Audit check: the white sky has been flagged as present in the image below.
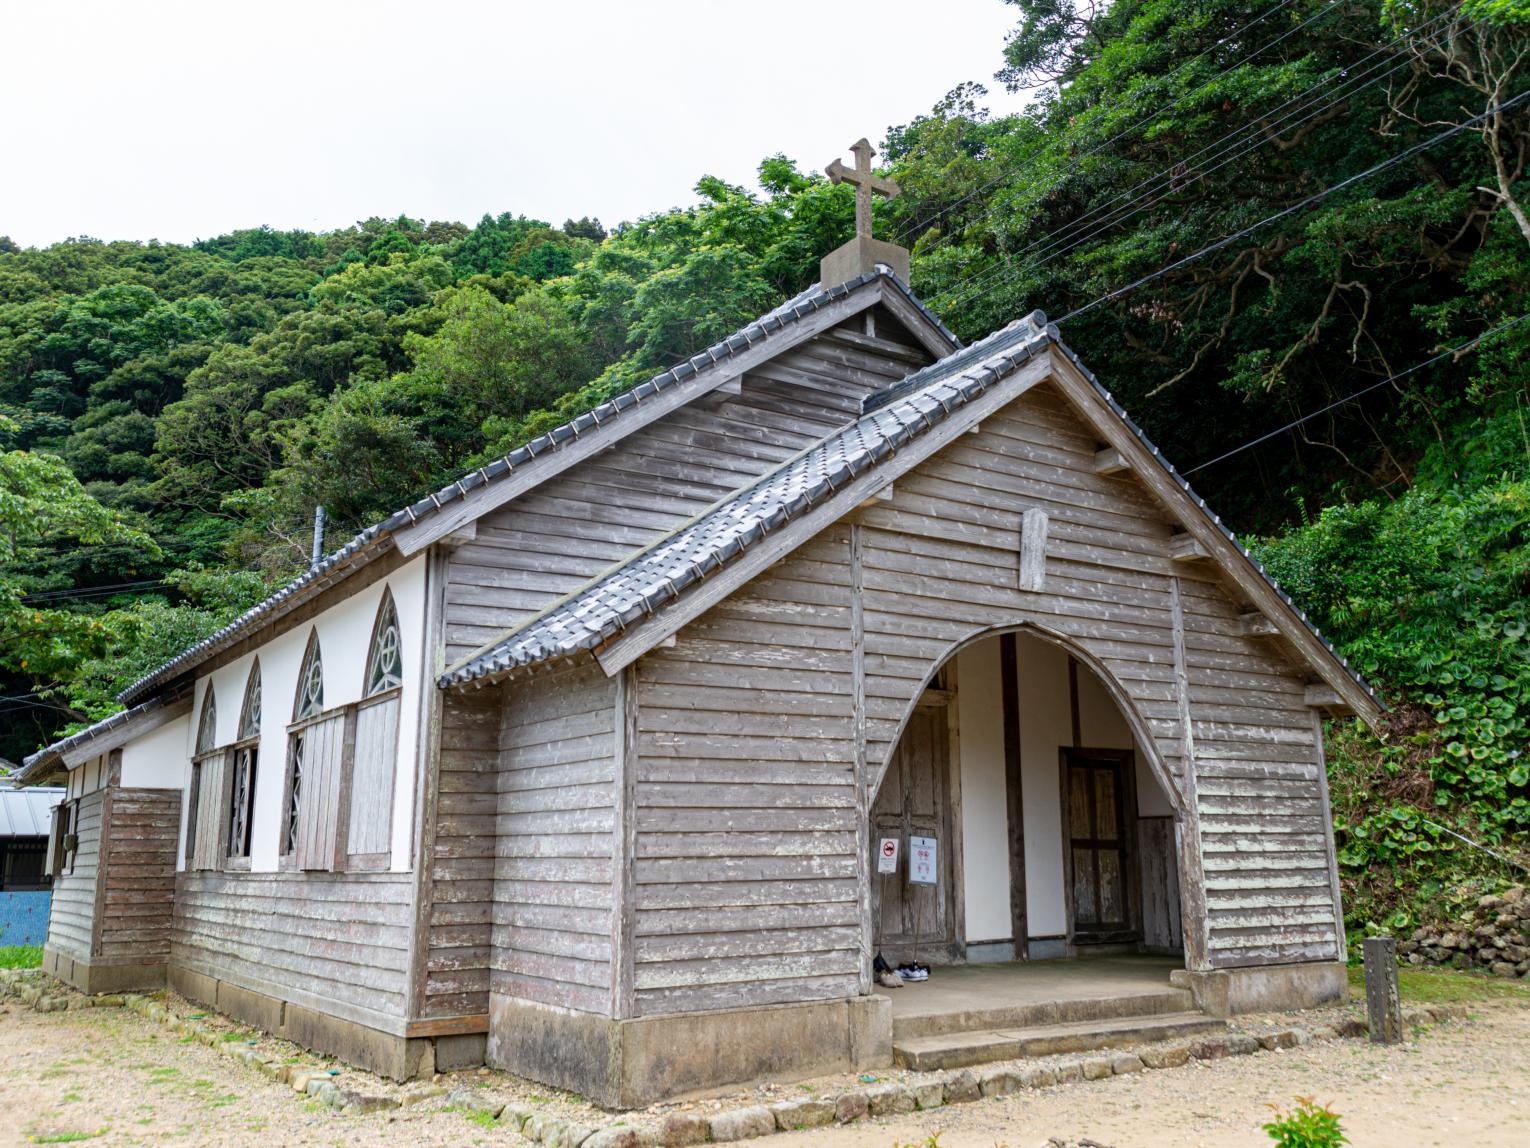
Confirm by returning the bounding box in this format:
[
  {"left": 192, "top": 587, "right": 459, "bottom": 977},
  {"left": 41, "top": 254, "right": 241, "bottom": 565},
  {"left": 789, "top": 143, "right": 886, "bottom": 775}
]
[{"left": 1, "top": 0, "right": 1029, "bottom": 248}]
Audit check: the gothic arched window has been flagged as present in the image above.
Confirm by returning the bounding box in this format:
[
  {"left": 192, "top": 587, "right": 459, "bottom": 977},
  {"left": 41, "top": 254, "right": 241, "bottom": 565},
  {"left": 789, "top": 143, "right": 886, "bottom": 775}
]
[{"left": 225, "top": 661, "right": 262, "bottom": 863}]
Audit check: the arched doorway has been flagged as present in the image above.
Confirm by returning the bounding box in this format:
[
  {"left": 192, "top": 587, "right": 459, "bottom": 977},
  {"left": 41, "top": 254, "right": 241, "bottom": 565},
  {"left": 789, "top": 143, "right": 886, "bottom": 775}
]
[{"left": 868, "top": 626, "right": 1188, "bottom": 972}]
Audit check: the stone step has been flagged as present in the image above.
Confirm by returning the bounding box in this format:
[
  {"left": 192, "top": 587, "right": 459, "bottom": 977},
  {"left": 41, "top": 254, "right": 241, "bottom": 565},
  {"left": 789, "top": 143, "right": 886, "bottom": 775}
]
[
  {"left": 892, "top": 986, "right": 1197, "bottom": 1041},
  {"left": 892, "top": 1011, "right": 1228, "bottom": 1071}
]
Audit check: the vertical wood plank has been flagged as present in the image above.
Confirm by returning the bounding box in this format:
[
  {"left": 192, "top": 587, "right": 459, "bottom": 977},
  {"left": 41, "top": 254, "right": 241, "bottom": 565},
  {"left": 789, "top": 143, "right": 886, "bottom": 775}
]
[{"left": 852, "top": 522, "right": 871, "bottom": 995}]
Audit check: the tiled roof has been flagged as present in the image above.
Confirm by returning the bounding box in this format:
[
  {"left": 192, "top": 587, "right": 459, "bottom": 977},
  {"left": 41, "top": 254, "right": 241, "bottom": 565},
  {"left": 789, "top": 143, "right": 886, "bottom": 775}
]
[
  {"left": 113, "top": 267, "right": 950, "bottom": 711},
  {"left": 442, "top": 312, "right": 1381, "bottom": 716},
  {"left": 440, "top": 313, "right": 1052, "bottom": 687},
  {"left": 17, "top": 684, "right": 193, "bottom": 782}
]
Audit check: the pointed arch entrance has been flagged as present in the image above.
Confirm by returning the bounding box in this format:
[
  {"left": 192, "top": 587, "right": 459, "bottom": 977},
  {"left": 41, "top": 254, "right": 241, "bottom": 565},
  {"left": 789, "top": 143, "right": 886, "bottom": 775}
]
[{"left": 866, "top": 622, "right": 1190, "bottom": 972}]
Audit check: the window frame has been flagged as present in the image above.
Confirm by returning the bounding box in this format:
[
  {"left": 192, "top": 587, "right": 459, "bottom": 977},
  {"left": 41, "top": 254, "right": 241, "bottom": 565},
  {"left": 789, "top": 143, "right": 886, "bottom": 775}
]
[{"left": 221, "top": 662, "right": 263, "bottom": 871}]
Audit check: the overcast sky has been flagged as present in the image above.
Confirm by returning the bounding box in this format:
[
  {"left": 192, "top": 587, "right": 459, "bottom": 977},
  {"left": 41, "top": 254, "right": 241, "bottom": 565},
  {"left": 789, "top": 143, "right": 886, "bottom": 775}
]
[{"left": 2, "top": 0, "right": 1030, "bottom": 249}]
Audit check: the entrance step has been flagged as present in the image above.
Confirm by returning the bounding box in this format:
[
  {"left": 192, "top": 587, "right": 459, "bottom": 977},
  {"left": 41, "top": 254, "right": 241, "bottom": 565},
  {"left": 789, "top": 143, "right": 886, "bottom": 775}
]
[
  {"left": 892, "top": 1011, "right": 1228, "bottom": 1071},
  {"left": 892, "top": 986, "right": 1196, "bottom": 1042}
]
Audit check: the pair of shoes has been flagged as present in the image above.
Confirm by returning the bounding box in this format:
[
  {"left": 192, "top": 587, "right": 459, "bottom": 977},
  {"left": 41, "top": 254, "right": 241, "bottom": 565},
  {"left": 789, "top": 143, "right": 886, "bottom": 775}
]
[
  {"left": 896, "top": 963, "right": 929, "bottom": 982},
  {"left": 875, "top": 968, "right": 904, "bottom": 989}
]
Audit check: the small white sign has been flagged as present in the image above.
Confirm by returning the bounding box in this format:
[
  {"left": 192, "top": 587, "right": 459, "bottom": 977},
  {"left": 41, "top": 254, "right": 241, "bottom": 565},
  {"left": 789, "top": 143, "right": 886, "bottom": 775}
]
[
  {"left": 909, "top": 835, "right": 938, "bottom": 885},
  {"left": 877, "top": 837, "right": 900, "bottom": 874}
]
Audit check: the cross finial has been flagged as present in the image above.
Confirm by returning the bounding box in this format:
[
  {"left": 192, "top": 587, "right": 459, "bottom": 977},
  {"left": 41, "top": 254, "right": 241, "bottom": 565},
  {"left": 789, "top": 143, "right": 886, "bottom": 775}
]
[{"left": 827, "top": 137, "right": 899, "bottom": 244}]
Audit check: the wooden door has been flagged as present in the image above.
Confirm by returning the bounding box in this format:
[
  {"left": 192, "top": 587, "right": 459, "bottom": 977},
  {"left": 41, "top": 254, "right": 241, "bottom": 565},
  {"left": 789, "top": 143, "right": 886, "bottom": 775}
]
[
  {"left": 1063, "top": 749, "right": 1135, "bottom": 943},
  {"left": 871, "top": 700, "right": 956, "bottom": 960}
]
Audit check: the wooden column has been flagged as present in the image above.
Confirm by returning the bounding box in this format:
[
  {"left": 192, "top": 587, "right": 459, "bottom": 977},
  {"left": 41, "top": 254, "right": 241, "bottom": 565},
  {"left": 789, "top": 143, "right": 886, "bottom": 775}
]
[
  {"left": 610, "top": 666, "right": 639, "bottom": 1018},
  {"left": 1169, "top": 576, "right": 1211, "bottom": 972},
  {"left": 851, "top": 524, "right": 872, "bottom": 995},
  {"left": 999, "top": 633, "right": 1028, "bottom": 960}
]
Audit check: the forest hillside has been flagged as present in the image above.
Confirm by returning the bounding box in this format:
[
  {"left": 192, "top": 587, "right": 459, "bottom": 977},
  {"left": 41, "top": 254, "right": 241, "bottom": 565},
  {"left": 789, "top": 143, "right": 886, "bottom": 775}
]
[{"left": 3, "top": 0, "right": 1527, "bottom": 945}]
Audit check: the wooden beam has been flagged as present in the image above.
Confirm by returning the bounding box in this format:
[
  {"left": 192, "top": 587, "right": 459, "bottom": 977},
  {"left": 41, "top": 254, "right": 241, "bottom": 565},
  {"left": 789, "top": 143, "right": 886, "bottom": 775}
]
[
  {"left": 1304, "top": 684, "right": 1351, "bottom": 712},
  {"left": 59, "top": 697, "right": 193, "bottom": 769},
  {"left": 1092, "top": 446, "right": 1129, "bottom": 475},
  {"left": 999, "top": 634, "right": 1027, "bottom": 960},
  {"left": 438, "top": 521, "right": 477, "bottom": 549},
  {"left": 1168, "top": 533, "right": 1210, "bottom": 562},
  {"left": 1238, "top": 611, "right": 1280, "bottom": 638},
  {"left": 1019, "top": 507, "right": 1049, "bottom": 592},
  {"left": 857, "top": 484, "right": 895, "bottom": 509}
]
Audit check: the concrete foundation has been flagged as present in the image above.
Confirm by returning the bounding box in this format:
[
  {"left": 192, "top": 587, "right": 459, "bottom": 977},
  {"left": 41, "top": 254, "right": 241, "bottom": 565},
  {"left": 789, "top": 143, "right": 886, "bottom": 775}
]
[
  {"left": 488, "top": 993, "right": 894, "bottom": 1109},
  {"left": 43, "top": 946, "right": 166, "bottom": 994},
  {"left": 1174, "top": 960, "right": 1350, "bottom": 1017},
  {"left": 167, "top": 964, "right": 486, "bottom": 1080}
]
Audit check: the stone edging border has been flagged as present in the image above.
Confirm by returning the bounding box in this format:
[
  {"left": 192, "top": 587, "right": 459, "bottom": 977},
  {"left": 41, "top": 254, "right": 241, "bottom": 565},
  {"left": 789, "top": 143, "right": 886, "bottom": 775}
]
[
  {"left": 0, "top": 969, "right": 1468, "bottom": 1147},
  {"left": 443, "top": 1003, "right": 1468, "bottom": 1147}
]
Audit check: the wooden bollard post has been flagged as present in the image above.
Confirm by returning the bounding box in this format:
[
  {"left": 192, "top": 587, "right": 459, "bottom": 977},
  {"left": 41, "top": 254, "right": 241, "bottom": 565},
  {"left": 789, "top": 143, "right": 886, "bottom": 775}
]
[{"left": 1364, "top": 936, "right": 1402, "bottom": 1044}]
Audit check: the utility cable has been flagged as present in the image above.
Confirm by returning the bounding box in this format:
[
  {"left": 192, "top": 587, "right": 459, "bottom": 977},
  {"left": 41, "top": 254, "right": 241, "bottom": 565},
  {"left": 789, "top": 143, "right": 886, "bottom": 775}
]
[{"left": 1180, "top": 313, "right": 1530, "bottom": 476}]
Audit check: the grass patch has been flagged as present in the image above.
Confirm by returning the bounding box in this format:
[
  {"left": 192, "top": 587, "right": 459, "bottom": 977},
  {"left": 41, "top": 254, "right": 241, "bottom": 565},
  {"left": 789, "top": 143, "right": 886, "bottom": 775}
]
[
  {"left": 1348, "top": 964, "right": 1530, "bottom": 1004},
  {"left": 27, "top": 1132, "right": 104, "bottom": 1144},
  {"left": 0, "top": 945, "right": 43, "bottom": 969}
]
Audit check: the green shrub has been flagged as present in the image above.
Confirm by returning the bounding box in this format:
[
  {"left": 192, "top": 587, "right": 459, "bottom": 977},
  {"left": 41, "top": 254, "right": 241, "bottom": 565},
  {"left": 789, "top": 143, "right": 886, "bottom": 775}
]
[{"left": 1263, "top": 1097, "right": 1347, "bottom": 1148}]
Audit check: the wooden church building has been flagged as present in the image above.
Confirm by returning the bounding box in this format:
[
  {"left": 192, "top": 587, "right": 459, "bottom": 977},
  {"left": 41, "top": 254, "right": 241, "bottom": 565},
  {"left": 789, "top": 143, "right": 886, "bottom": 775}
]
[{"left": 20, "top": 143, "right": 1380, "bottom": 1107}]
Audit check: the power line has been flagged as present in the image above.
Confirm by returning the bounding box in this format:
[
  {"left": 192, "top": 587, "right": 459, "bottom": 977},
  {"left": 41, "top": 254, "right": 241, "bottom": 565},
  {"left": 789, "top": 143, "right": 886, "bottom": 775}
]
[
  {"left": 1180, "top": 313, "right": 1530, "bottom": 476},
  {"left": 893, "top": 0, "right": 1346, "bottom": 258},
  {"left": 927, "top": 4, "right": 1465, "bottom": 312},
  {"left": 1054, "top": 86, "right": 1530, "bottom": 326},
  {"left": 20, "top": 578, "right": 170, "bottom": 604}
]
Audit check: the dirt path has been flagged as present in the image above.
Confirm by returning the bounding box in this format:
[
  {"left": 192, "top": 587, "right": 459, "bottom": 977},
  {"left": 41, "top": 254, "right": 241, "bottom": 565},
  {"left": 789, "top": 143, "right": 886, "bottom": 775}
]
[{"left": 1, "top": 996, "right": 1527, "bottom": 1146}]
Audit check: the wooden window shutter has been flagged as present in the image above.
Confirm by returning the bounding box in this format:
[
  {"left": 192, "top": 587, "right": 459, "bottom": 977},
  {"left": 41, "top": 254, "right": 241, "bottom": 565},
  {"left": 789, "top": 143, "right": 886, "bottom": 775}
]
[
  {"left": 45, "top": 802, "right": 65, "bottom": 879},
  {"left": 347, "top": 696, "right": 399, "bottom": 862},
  {"left": 292, "top": 713, "right": 346, "bottom": 870},
  {"left": 192, "top": 754, "right": 225, "bottom": 870}
]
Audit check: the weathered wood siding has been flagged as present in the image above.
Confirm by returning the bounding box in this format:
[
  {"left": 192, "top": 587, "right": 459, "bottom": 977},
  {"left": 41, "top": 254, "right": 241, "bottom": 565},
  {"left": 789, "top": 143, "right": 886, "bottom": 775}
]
[
  {"left": 442, "top": 316, "right": 934, "bottom": 663},
  {"left": 97, "top": 788, "right": 180, "bottom": 964},
  {"left": 626, "top": 380, "right": 1339, "bottom": 1005},
  {"left": 1137, "top": 816, "right": 1183, "bottom": 952},
  {"left": 171, "top": 871, "right": 414, "bottom": 1033},
  {"left": 421, "top": 686, "right": 500, "bottom": 1018},
  {"left": 630, "top": 530, "right": 861, "bottom": 1015},
  {"left": 492, "top": 660, "right": 618, "bottom": 1013},
  {"left": 47, "top": 789, "right": 104, "bottom": 960}
]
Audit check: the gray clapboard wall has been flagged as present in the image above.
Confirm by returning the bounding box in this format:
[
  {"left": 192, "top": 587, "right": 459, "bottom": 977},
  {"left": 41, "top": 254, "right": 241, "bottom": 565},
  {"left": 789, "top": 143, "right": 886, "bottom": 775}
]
[
  {"left": 171, "top": 870, "right": 414, "bottom": 1034},
  {"left": 97, "top": 788, "right": 180, "bottom": 964},
  {"left": 622, "top": 380, "right": 1336, "bottom": 1000},
  {"left": 47, "top": 789, "right": 104, "bottom": 959},
  {"left": 629, "top": 531, "right": 862, "bottom": 1015},
  {"left": 442, "top": 315, "right": 934, "bottom": 664},
  {"left": 493, "top": 660, "right": 617, "bottom": 1013}
]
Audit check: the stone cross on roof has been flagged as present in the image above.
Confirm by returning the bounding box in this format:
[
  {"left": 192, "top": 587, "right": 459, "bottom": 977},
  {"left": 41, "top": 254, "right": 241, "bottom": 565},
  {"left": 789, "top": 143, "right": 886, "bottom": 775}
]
[
  {"left": 820, "top": 137, "right": 910, "bottom": 288},
  {"left": 827, "top": 138, "right": 900, "bottom": 246}
]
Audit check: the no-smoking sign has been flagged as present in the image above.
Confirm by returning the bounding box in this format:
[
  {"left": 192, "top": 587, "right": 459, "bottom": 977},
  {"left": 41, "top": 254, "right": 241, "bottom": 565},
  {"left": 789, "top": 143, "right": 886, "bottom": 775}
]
[{"left": 877, "top": 837, "right": 899, "bottom": 874}]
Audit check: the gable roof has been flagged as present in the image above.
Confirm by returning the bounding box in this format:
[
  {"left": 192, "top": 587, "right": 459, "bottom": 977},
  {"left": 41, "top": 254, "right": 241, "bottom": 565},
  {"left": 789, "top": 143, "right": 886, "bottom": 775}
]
[
  {"left": 113, "top": 267, "right": 956, "bottom": 711},
  {"left": 440, "top": 313, "right": 1051, "bottom": 687},
  {"left": 441, "top": 312, "right": 1382, "bottom": 725}
]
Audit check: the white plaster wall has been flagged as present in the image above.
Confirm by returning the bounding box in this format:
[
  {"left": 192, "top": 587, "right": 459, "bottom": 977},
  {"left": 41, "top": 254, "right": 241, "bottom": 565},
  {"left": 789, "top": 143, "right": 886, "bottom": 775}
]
[
  {"left": 120, "top": 713, "right": 191, "bottom": 789},
  {"left": 1015, "top": 636, "right": 1073, "bottom": 938},
  {"left": 956, "top": 642, "right": 1010, "bottom": 943},
  {"left": 178, "top": 555, "right": 428, "bottom": 872},
  {"left": 955, "top": 633, "right": 1177, "bottom": 945}
]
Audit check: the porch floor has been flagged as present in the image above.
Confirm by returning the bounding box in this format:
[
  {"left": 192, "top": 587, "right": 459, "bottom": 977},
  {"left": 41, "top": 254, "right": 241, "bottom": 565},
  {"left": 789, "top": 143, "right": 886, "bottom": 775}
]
[{"left": 877, "top": 953, "right": 1194, "bottom": 1042}]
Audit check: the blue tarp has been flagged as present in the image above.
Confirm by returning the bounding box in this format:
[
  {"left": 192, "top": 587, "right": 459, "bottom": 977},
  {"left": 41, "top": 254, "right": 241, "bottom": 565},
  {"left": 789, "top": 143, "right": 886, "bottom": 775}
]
[{"left": 0, "top": 891, "right": 51, "bottom": 946}]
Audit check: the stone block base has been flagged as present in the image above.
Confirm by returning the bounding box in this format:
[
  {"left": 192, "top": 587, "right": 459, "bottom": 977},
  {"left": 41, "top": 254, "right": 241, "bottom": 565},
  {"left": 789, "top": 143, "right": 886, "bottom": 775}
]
[
  {"left": 488, "top": 993, "right": 893, "bottom": 1109},
  {"left": 167, "top": 964, "right": 485, "bottom": 1080},
  {"left": 43, "top": 946, "right": 166, "bottom": 994},
  {"left": 1175, "top": 961, "right": 1349, "bottom": 1017}
]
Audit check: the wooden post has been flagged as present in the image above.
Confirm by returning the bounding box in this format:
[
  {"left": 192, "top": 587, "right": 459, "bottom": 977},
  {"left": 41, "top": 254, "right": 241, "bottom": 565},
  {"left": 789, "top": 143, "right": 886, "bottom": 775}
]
[{"left": 1363, "top": 937, "right": 1403, "bottom": 1044}]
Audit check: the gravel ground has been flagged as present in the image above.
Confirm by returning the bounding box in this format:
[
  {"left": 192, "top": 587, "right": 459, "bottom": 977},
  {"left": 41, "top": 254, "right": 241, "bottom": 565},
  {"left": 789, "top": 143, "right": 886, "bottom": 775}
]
[{"left": 1, "top": 993, "right": 1526, "bottom": 1146}]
